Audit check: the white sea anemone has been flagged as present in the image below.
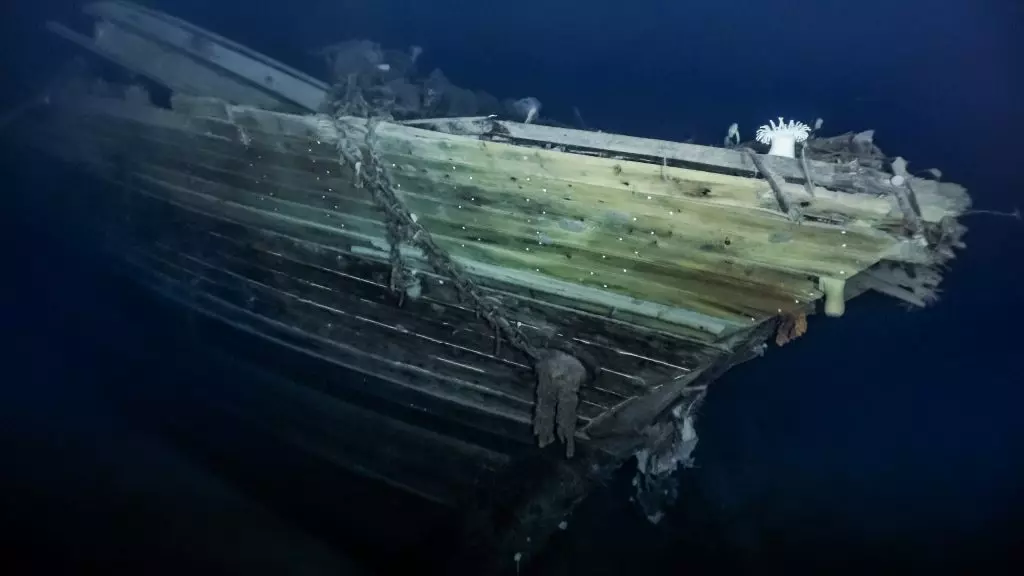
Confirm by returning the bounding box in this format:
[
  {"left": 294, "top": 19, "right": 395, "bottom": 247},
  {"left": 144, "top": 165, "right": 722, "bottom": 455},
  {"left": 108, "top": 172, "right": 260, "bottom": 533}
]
[{"left": 755, "top": 117, "right": 811, "bottom": 158}]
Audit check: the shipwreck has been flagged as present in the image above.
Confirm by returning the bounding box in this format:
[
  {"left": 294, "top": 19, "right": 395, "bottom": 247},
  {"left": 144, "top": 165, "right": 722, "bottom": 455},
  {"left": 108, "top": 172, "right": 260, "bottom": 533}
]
[{"left": 17, "top": 1, "right": 971, "bottom": 573}]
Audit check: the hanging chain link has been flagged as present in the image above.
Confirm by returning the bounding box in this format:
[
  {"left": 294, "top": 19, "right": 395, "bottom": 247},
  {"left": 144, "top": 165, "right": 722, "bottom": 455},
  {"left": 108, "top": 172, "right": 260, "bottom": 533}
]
[{"left": 332, "top": 116, "right": 543, "bottom": 362}]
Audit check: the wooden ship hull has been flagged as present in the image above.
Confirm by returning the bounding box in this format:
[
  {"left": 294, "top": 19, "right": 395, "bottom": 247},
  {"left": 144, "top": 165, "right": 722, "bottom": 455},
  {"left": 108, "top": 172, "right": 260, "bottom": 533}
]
[{"left": 20, "top": 2, "right": 971, "bottom": 572}]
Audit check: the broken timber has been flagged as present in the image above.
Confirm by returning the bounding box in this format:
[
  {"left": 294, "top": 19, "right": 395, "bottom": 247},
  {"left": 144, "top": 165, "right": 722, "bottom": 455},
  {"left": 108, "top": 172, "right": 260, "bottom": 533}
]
[{"left": 21, "top": 2, "right": 972, "bottom": 574}]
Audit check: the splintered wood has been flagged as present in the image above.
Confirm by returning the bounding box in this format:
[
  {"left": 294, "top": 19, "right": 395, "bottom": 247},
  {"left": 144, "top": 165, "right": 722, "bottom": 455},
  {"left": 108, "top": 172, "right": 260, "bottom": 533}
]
[{"left": 775, "top": 311, "right": 808, "bottom": 346}]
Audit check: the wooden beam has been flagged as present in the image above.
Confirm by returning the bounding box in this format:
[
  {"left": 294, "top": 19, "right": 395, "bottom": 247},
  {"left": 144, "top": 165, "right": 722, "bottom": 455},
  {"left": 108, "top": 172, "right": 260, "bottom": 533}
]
[
  {"left": 144, "top": 262, "right": 539, "bottom": 447},
  {"left": 45, "top": 21, "right": 292, "bottom": 111},
  {"left": 124, "top": 251, "right": 543, "bottom": 423},
  {"left": 183, "top": 347, "right": 511, "bottom": 506},
  {"left": 141, "top": 192, "right": 707, "bottom": 385},
  {"left": 50, "top": 0, "right": 327, "bottom": 110},
  {"left": 48, "top": 100, "right": 758, "bottom": 336},
  {"left": 408, "top": 116, "right": 971, "bottom": 224},
  {"left": 40, "top": 93, "right": 971, "bottom": 330},
  {"left": 35, "top": 120, "right": 734, "bottom": 416},
  {"left": 129, "top": 243, "right": 619, "bottom": 421},
  {"left": 55, "top": 98, "right": 876, "bottom": 321}
]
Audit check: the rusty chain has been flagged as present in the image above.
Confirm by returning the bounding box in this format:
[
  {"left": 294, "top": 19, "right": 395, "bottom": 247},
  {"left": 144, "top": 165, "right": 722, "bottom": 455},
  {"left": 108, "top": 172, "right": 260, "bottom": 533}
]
[{"left": 332, "top": 116, "right": 544, "bottom": 362}]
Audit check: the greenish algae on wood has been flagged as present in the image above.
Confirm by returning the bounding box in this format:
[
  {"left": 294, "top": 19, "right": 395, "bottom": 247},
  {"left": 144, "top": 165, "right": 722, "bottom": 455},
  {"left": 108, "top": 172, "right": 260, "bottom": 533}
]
[
  {"left": 44, "top": 94, "right": 969, "bottom": 345},
  {"left": 35, "top": 92, "right": 971, "bottom": 426}
]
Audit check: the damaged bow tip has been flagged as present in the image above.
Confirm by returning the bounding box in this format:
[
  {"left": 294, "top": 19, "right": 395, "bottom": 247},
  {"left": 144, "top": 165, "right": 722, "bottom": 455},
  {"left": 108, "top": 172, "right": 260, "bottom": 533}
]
[{"left": 512, "top": 96, "right": 542, "bottom": 124}]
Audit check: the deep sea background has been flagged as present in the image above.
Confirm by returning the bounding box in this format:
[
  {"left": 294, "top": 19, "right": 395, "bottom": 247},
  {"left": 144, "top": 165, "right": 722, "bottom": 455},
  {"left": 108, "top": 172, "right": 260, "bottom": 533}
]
[{"left": 2, "top": 0, "right": 1023, "bottom": 574}]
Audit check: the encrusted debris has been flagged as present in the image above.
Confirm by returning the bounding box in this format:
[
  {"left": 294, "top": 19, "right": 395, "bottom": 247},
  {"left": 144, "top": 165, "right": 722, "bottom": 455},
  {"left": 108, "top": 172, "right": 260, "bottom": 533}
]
[{"left": 533, "top": 350, "right": 586, "bottom": 458}]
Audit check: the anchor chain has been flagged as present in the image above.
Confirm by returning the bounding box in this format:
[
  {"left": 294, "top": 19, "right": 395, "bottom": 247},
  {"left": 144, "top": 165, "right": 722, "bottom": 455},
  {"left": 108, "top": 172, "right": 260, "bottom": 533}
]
[{"left": 331, "top": 114, "right": 590, "bottom": 456}]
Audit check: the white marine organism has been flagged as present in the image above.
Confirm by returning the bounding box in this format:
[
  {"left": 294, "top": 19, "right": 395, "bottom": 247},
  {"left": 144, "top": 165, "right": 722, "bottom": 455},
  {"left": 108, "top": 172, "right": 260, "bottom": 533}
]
[
  {"left": 813, "top": 117, "right": 824, "bottom": 131},
  {"left": 512, "top": 96, "right": 542, "bottom": 124},
  {"left": 409, "top": 45, "right": 423, "bottom": 64},
  {"left": 724, "top": 122, "right": 740, "bottom": 146},
  {"left": 755, "top": 117, "right": 811, "bottom": 158}
]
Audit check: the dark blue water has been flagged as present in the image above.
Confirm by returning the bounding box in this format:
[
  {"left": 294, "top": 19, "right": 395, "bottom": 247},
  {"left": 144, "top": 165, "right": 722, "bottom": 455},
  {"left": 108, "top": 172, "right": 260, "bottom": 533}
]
[{"left": 3, "top": 1, "right": 1023, "bottom": 574}]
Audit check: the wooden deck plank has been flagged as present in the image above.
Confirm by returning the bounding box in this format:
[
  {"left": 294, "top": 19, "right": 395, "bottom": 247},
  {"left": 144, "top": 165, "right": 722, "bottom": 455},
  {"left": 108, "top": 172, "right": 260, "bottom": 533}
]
[
  {"left": 46, "top": 111, "right": 747, "bottom": 338},
  {"left": 129, "top": 247, "right": 562, "bottom": 418},
  {"left": 183, "top": 351, "right": 508, "bottom": 505},
  {"left": 83, "top": 0, "right": 328, "bottom": 111},
  {"left": 126, "top": 204, "right": 661, "bottom": 401},
  {"left": 402, "top": 116, "right": 971, "bottom": 224},
  {"left": 53, "top": 93, "right": 971, "bottom": 226},
  {"left": 45, "top": 22, "right": 291, "bottom": 111},
  {"left": 59, "top": 110, "right": 824, "bottom": 324},
  {"left": 80, "top": 101, "right": 905, "bottom": 277},
  {"left": 35, "top": 124, "right": 722, "bottom": 376},
  {"left": 122, "top": 253, "right": 542, "bottom": 429},
  {"left": 59, "top": 98, "right": 955, "bottom": 327},
  {"left": 131, "top": 241, "right": 615, "bottom": 419},
  {"left": 126, "top": 285, "right": 514, "bottom": 506},
  {"left": 141, "top": 264, "right": 540, "bottom": 448}
]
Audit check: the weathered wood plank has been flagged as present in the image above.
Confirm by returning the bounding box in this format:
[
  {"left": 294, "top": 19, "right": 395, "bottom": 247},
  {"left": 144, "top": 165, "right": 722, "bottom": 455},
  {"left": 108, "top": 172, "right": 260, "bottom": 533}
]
[
  {"left": 362, "top": 128, "right": 900, "bottom": 273},
  {"left": 147, "top": 316, "right": 514, "bottom": 507},
  {"left": 46, "top": 113, "right": 746, "bottom": 339},
  {"left": 45, "top": 21, "right": 291, "bottom": 111},
  {"left": 156, "top": 127, "right": 847, "bottom": 297},
  {"left": 73, "top": 99, "right": 908, "bottom": 280},
  {"left": 129, "top": 246, "right": 575, "bottom": 419},
  {"left": 211, "top": 221, "right": 711, "bottom": 376},
  {"left": 121, "top": 251, "right": 544, "bottom": 429},
  {"left": 56, "top": 111, "right": 829, "bottom": 326},
  {"left": 124, "top": 201, "right": 663, "bottom": 401},
  {"left": 78, "top": 102, "right": 895, "bottom": 241},
  {"left": 45, "top": 95, "right": 965, "bottom": 342},
  {"left": 143, "top": 154, "right": 812, "bottom": 322},
  {"left": 138, "top": 261, "right": 539, "bottom": 448},
  {"left": 191, "top": 100, "right": 967, "bottom": 228},
  {"left": 102, "top": 153, "right": 719, "bottom": 366},
  {"left": 53, "top": 94, "right": 970, "bottom": 226},
  {"left": 82, "top": 0, "right": 329, "bottom": 111},
  {"left": 403, "top": 116, "right": 971, "bottom": 224},
  {"left": 66, "top": 113, "right": 784, "bottom": 326},
  {"left": 38, "top": 142, "right": 711, "bottom": 445},
  {"left": 131, "top": 241, "right": 615, "bottom": 419},
  {"left": 51, "top": 97, "right": 905, "bottom": 303},
  {"left": 180, "top": 344, "right": 511, "bottom": 506},
  {"left": 66, "top": 96, "right": 950, "bottom": 334},
  {"left": 36, "top": 124, "right": 722, "bottom": 379}
]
